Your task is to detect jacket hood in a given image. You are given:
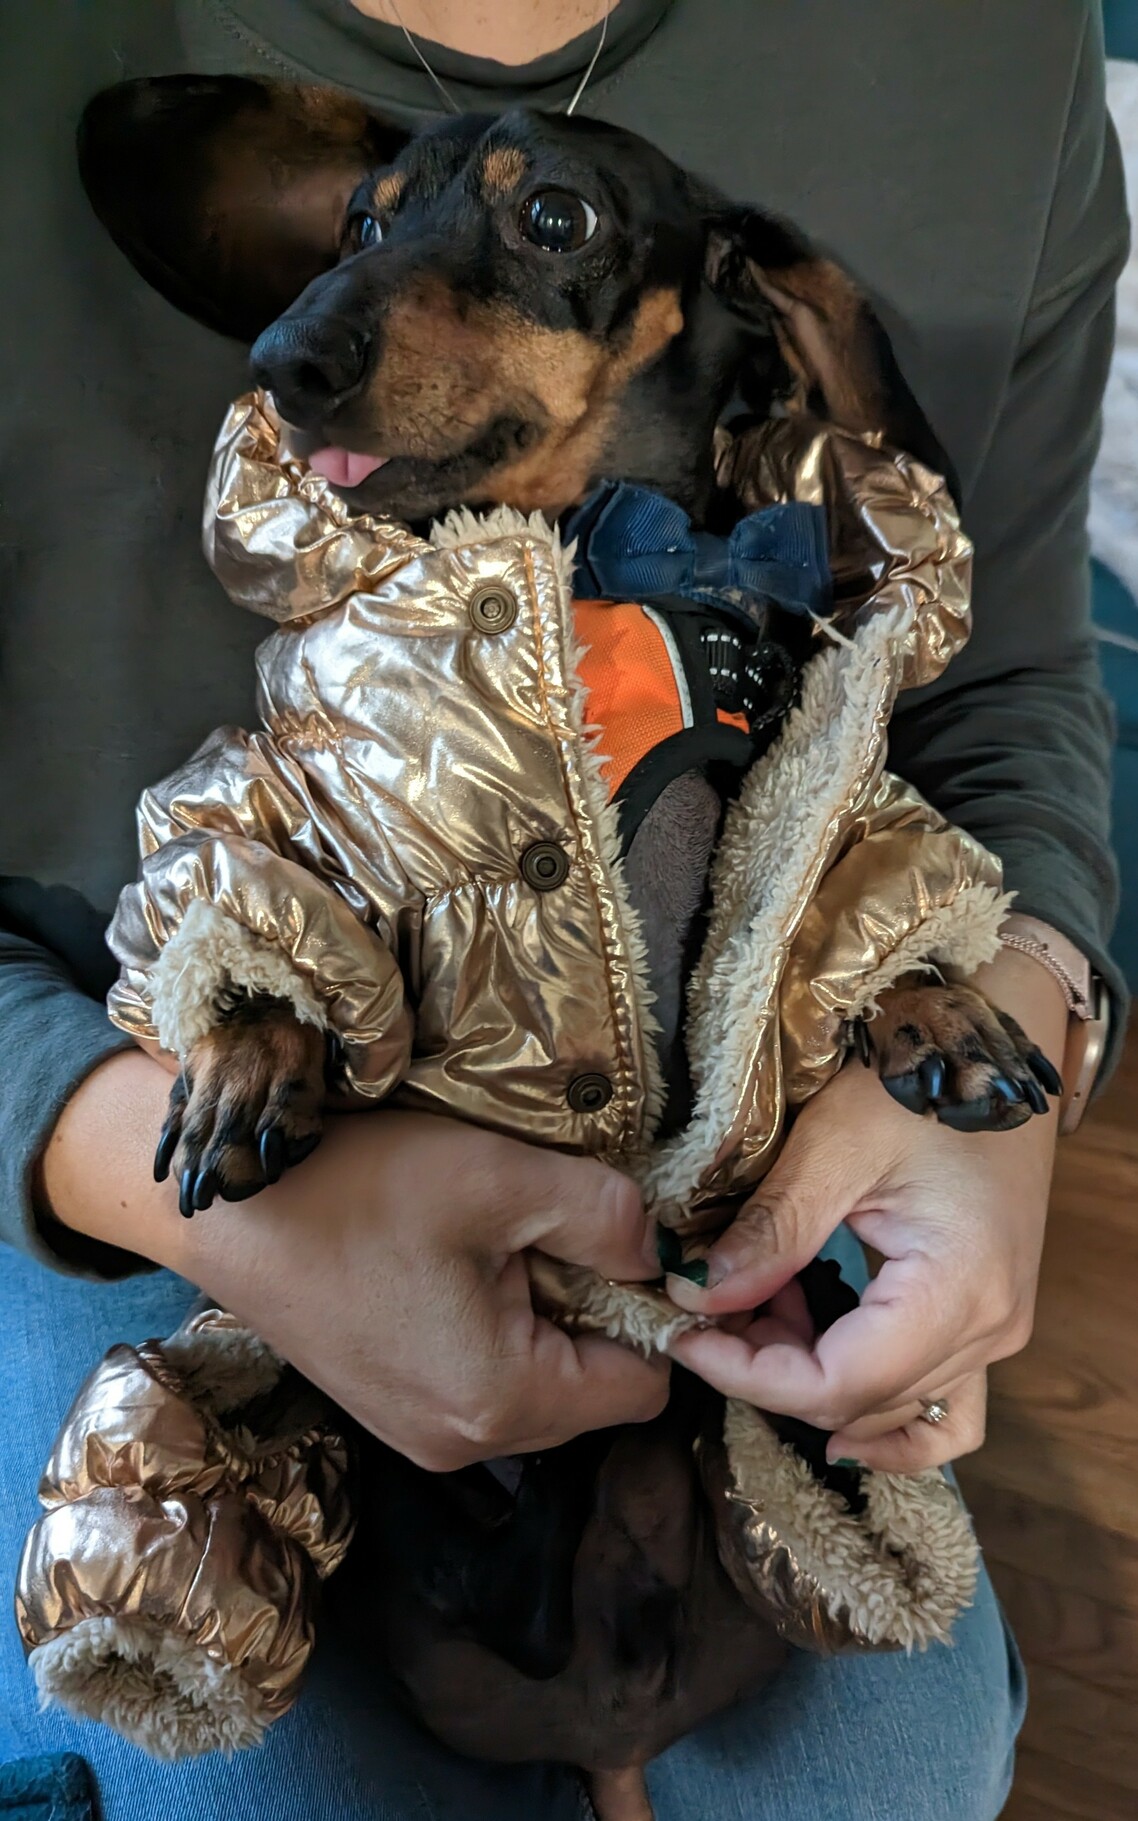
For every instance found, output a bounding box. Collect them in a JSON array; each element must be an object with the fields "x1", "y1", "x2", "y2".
[{"x1": 203, "y1": 392, "x2": 972, "y2": 694}]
